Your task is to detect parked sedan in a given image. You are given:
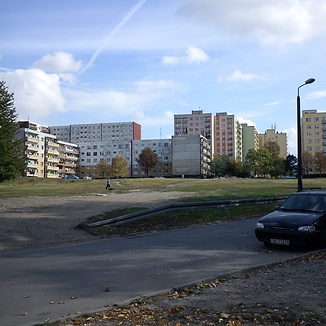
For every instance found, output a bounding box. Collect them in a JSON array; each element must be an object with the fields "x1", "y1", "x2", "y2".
[
  {"x1": 65, "y1": 175, "x2": 79, "y2": 179},
  {"x1": 255, "y1": 189, "x2": 326, "y2": 248}
]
